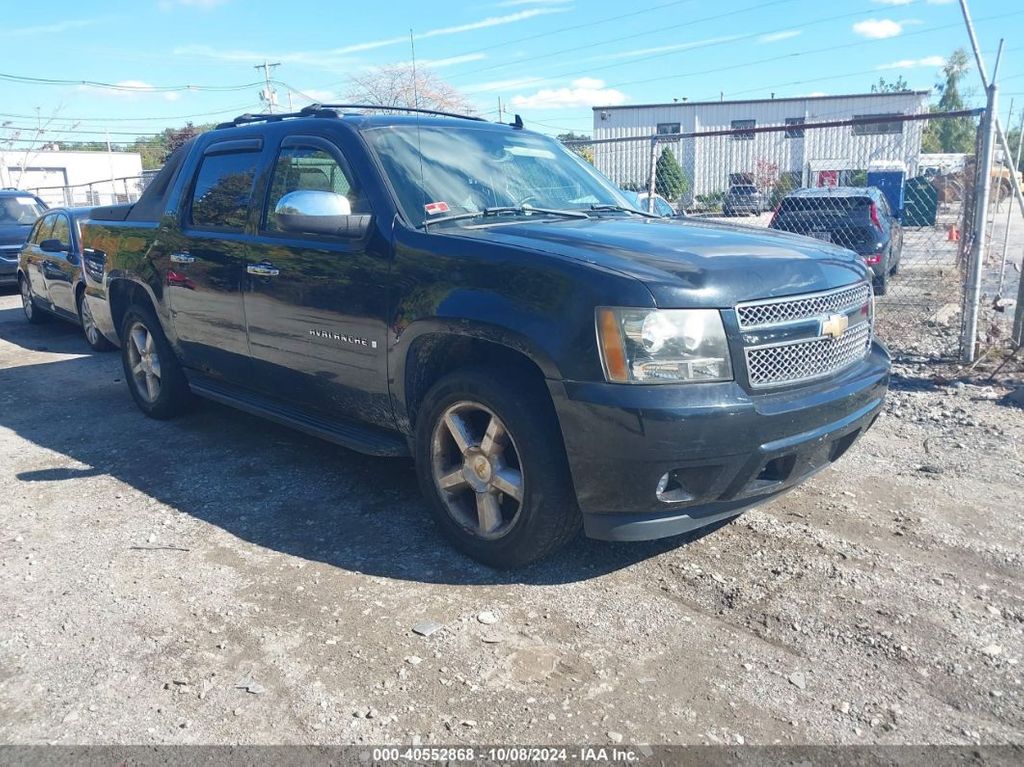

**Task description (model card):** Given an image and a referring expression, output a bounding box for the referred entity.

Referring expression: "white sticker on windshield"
[424,202,450,215]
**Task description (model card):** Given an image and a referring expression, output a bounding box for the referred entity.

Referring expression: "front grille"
[736,282,872,329]
[745,322,872,388]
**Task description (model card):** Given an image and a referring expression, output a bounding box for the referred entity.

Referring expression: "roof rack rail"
[314,104,486,122]
[216,103,486,130]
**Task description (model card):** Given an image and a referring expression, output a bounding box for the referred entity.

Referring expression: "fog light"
[656,471,695,504]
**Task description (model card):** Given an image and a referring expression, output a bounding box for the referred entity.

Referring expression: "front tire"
[120,304,191,419]
[78,292,114,352]
[19,276,48,325]
[414,368,580,569]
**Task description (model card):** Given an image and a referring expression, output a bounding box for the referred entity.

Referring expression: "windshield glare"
[0,196,46,225]
[362,125,631,227]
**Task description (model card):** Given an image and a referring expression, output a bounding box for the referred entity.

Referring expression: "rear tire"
[414,368,580,569]
[873,269,889,296]
[19,276,48,325]
[78,291,114,352]
[120,304,191,419]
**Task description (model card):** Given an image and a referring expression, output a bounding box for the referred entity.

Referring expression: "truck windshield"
[361,124,630,228]
[0,196,46,225]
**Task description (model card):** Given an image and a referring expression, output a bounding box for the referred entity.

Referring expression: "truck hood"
[446,217,869,307]
[0,223,32,249]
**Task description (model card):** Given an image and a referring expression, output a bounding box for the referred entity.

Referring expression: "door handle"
[247,263,280,277]
[169,253,195,264]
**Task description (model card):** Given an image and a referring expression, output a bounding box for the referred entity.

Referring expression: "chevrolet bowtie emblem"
[820,313,849,339]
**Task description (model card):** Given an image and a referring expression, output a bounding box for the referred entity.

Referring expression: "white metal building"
[591,91,931,204]
[0,149,144,208]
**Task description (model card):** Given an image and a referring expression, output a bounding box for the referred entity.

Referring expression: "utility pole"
[255,61,280,114]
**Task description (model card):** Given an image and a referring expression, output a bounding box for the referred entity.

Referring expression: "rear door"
[168,138,265,385]
[40,212,79,316]
[242,133,392,426]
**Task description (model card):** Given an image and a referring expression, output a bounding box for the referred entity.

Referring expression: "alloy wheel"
[126,321,162,404]
[80,297,100,345]
[20,279,33,320]
[430,401,525,540]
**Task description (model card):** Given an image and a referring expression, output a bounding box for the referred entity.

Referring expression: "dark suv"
[769,186,903,294]
[0,189,48,287]
[78,106,889,568]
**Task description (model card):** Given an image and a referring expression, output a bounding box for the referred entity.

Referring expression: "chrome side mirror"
[273,190,371,238]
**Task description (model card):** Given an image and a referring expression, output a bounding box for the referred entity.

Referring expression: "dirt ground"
[0,286,1022,748]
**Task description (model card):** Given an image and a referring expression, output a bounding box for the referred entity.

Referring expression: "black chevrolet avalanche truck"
[74,106,890,568]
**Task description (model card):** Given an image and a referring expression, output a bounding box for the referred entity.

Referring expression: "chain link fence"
[564,111,988,361]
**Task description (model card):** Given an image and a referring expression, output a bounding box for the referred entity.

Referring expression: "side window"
[50,214,71,248]
[32,214,56,244]
[264,143,365,234]
[190,151,261,231]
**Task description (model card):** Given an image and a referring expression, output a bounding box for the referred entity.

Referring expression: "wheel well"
[108,280,154,341]
[404,334,549,429]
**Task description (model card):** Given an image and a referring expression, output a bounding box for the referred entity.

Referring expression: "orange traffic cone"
[947,223,960,242]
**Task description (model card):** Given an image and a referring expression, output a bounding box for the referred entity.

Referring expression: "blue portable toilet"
[867,160,906,220]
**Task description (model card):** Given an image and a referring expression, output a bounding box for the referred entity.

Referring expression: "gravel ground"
[0,288,1022,748]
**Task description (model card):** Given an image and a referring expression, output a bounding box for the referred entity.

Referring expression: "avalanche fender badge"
[424,201,450,215]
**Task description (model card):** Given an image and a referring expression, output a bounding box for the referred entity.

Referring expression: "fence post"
[961,84,998,363]
[646,137,658,214]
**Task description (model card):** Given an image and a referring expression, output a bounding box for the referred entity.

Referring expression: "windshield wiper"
[588,204,660,219]
[422,205,588,228]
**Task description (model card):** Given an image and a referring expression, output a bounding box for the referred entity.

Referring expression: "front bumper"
[549,342,890,541]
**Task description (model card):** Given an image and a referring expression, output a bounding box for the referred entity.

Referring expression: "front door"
[40,212,78,316]
[168,139,264,385]
[242,134,392,427]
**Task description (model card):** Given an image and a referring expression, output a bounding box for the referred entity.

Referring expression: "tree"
[654,147,687,201]
[871,76,910,94]
[1007,126,1023,173]
[558,132,594,164]
[922,49,978,154]
[346,65,472,114]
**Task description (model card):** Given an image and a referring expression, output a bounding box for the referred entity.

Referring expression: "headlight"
[597,307,732,384]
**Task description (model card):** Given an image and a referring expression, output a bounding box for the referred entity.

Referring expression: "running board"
[189,378,410,457]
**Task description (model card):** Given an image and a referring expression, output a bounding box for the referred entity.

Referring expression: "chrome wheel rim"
[80,297,99,345]
[20,279,33,319]
[126,321,162,404]
[431,401,525,540]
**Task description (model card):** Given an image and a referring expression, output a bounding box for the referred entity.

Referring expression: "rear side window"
[50,214,71,247]
[190,151,261,231]
[31,214,56,244]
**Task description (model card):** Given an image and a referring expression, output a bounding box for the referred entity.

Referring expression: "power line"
[0,103,256,124]
[0,71,264,93]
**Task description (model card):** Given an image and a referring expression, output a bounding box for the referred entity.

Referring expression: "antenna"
[409,28,428,225]
[409,30,420,110]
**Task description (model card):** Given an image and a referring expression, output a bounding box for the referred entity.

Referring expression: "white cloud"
[595,36,742,62]
[388,54,487,70]
[159,0,229,9]
[877,55,945,70]
[77,80,182,102]
[464,77,550,94]
[759,30,801,44]
[852,19,906,39]
[176,9,564,66]
[9,19,98,37]
[336,8,568,55]
[494,0,572,6]
[510,78,625,109]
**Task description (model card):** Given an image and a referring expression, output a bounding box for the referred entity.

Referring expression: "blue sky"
[3,0,1023,145]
